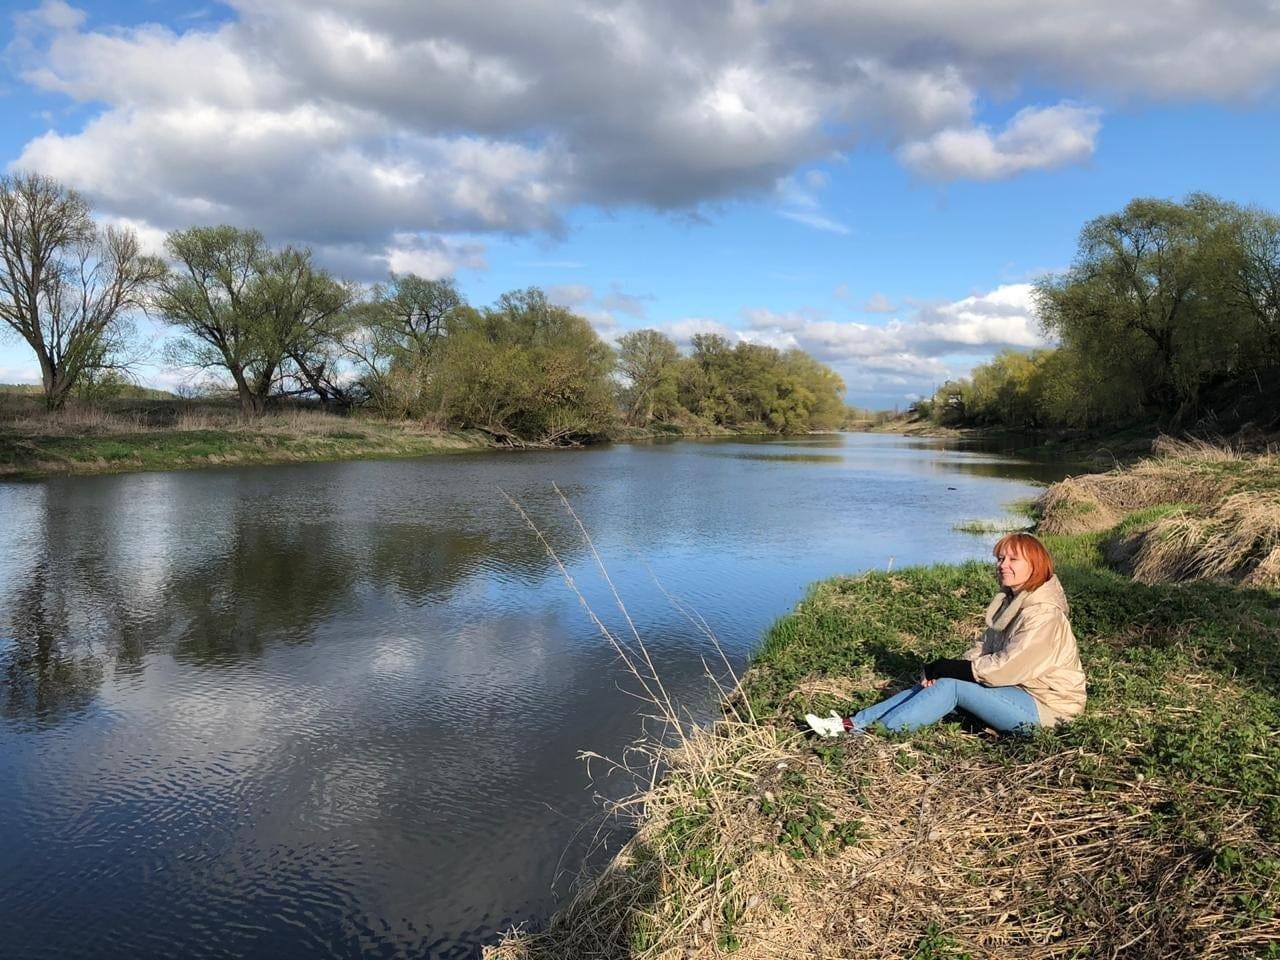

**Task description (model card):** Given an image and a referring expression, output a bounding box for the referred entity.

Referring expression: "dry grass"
[1148,435,1259,462]
[1036,436,1278,536]
[0,402,379,437]
[1121,491,1280,587]
[488,715,1280,960]
[1038,468,1223,535]
[1039,436,1280,585]
[0,405,152,436]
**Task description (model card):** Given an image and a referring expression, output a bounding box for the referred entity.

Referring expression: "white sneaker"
[804,710,846,738]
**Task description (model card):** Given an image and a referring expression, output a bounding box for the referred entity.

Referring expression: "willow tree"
[155,226,348,414]
[0,172,163,409]
[616,328,679,425]
[341,275,465,415]
[423,288,615,443]
[1035,196,1248,419]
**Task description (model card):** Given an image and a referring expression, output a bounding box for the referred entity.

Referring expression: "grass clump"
[953,517,1030,535]
[1036,436,1277,536]
[1039,437,1280,587]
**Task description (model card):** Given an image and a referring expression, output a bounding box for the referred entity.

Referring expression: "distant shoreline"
[0,407,815,481]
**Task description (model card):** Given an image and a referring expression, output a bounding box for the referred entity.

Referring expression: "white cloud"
[727,282,1049,404]
[6,0,1280,263]
[780,210,852,234]
[0,365,41,384]
[385,235,487,279]
[741,306,817,333]
[545,283,652,341]
[905,283,1048,353]
[662,317,737,348]
[545,284,594,308]
[900,103,1102,181]
[775,173,851,235]
[96,215,169,257]
[599,289,650,319]
[862,293,894,313]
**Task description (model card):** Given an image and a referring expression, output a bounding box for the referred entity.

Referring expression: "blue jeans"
[851,678,1040,733]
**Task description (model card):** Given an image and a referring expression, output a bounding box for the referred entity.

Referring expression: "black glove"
[922,658,975,683]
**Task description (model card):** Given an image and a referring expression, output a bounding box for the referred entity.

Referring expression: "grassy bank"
[490,442,1280,959]
[0,397,791,480]
[0,404,495,479]
[862,412,1204,468]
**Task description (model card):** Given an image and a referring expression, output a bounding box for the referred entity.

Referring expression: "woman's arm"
[969,606,1061,686]
[922,657,975,682]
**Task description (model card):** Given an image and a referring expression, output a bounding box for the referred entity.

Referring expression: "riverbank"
[0,401,783,480]
[489,441,1280,959]
[861,413,1190,467]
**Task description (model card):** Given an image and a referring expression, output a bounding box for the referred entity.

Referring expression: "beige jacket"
[963,576,1087,725]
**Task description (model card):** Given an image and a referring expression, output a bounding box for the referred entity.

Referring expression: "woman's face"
[995,548,1033,592]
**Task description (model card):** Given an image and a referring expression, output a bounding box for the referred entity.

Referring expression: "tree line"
[915,194,1280,430]
[0,173,847,442]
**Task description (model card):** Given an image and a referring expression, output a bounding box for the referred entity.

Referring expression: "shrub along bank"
[489,444,1280,959]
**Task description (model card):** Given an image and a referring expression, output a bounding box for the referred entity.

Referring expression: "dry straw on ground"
[1121,490,1280,587]
[1036,436,1280,586]
[1035,437,1261,536]
[488,713,1280,960]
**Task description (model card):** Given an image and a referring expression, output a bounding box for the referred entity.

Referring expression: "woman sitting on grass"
[806,533,1086,737]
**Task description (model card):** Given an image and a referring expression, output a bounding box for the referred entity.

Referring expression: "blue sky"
[2,1,1279,408]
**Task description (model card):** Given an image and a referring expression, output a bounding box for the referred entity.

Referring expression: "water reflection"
[0,434,1086,959]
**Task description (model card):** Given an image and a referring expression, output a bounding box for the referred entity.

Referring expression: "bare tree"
[0,172,163,409]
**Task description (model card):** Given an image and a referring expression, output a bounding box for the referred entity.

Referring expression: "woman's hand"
[921,658,976,684]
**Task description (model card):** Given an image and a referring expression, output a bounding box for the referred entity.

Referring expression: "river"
[0,433,1081,959]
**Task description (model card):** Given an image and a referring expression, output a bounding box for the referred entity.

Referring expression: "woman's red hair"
[992,532,1054,593]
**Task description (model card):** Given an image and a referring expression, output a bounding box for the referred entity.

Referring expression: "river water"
[0,433,1079,959]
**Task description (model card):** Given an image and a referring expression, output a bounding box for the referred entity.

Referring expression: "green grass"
[746,518,1280,839]
[0,424,488,478]
[952,517,1029,534]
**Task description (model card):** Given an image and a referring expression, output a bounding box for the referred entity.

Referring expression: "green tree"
[778,349,846,431]
[616,328,680,425]
[0,173,163,409]
[678,333,738,423]
[154,226,273,415]
[343,275,466,415]
[424,288,614,442]
[259,247,352,406]
[155,227,350,415]
[1035,196,1247,420]
[1228,204,1280,362]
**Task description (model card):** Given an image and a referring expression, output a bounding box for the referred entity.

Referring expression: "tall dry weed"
[1149,434,1252,462]
[1036,439,1273,536]
[1126,491,1280,586]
